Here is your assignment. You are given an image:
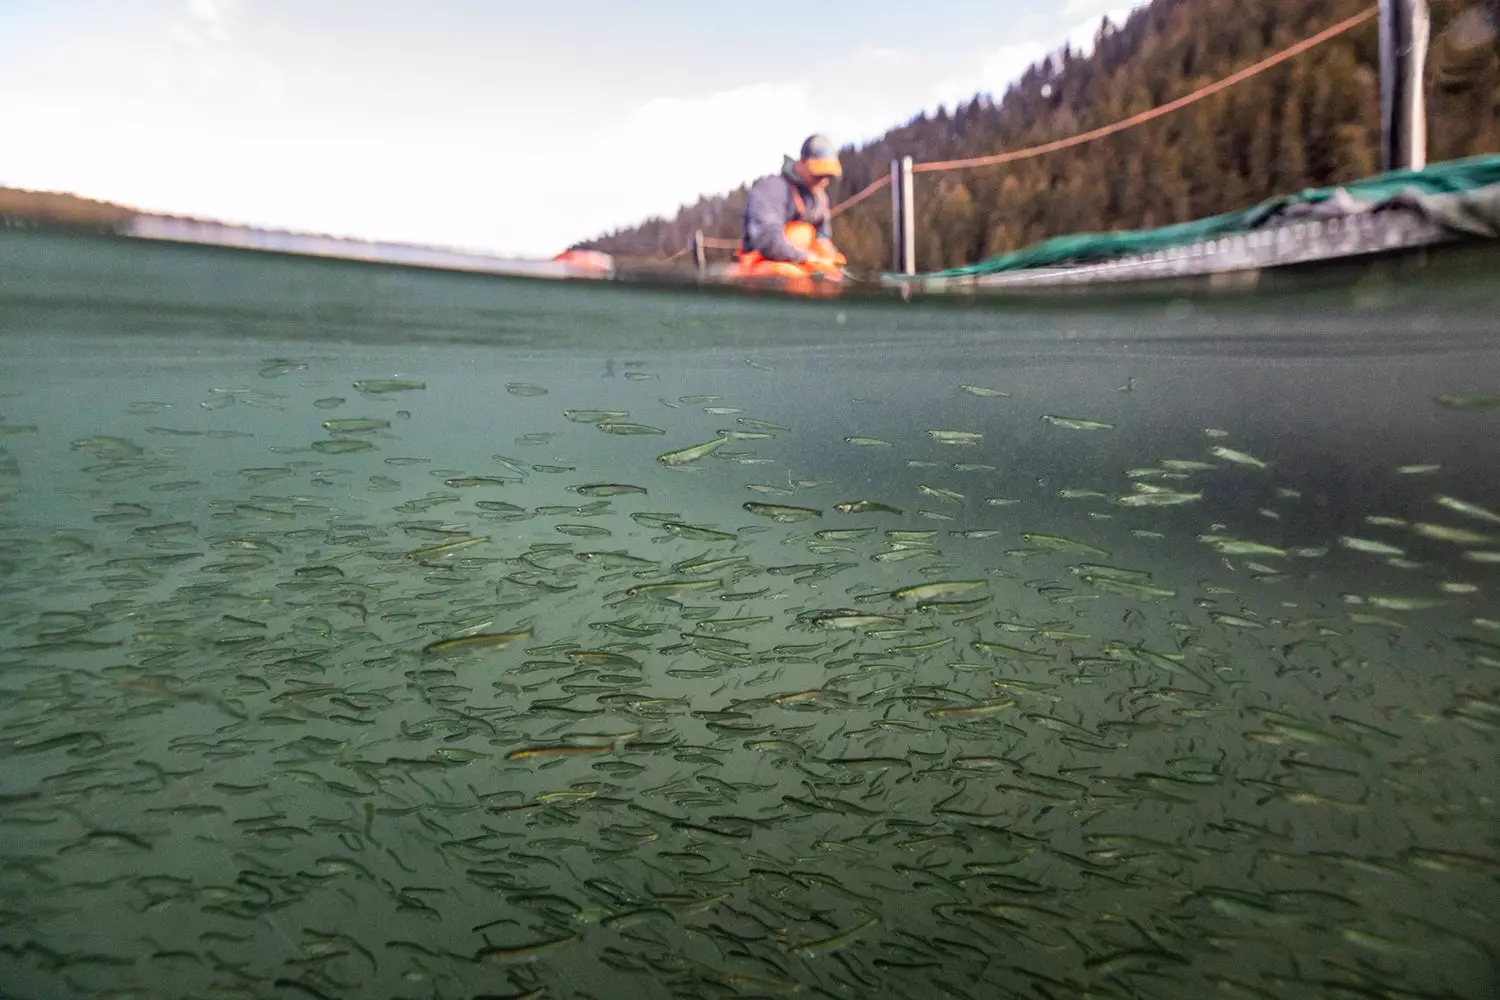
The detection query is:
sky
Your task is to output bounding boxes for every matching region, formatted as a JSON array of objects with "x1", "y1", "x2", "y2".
[{"x1": 1, "y1": 0, "x2": 1137, "y2": 257}]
